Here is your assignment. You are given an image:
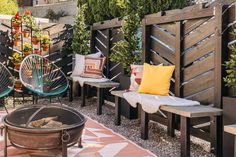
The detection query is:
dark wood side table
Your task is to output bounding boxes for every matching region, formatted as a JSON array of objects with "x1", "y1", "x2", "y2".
[{"x1": 225, "y1": 125, "x2": 236, "y2": 157}]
